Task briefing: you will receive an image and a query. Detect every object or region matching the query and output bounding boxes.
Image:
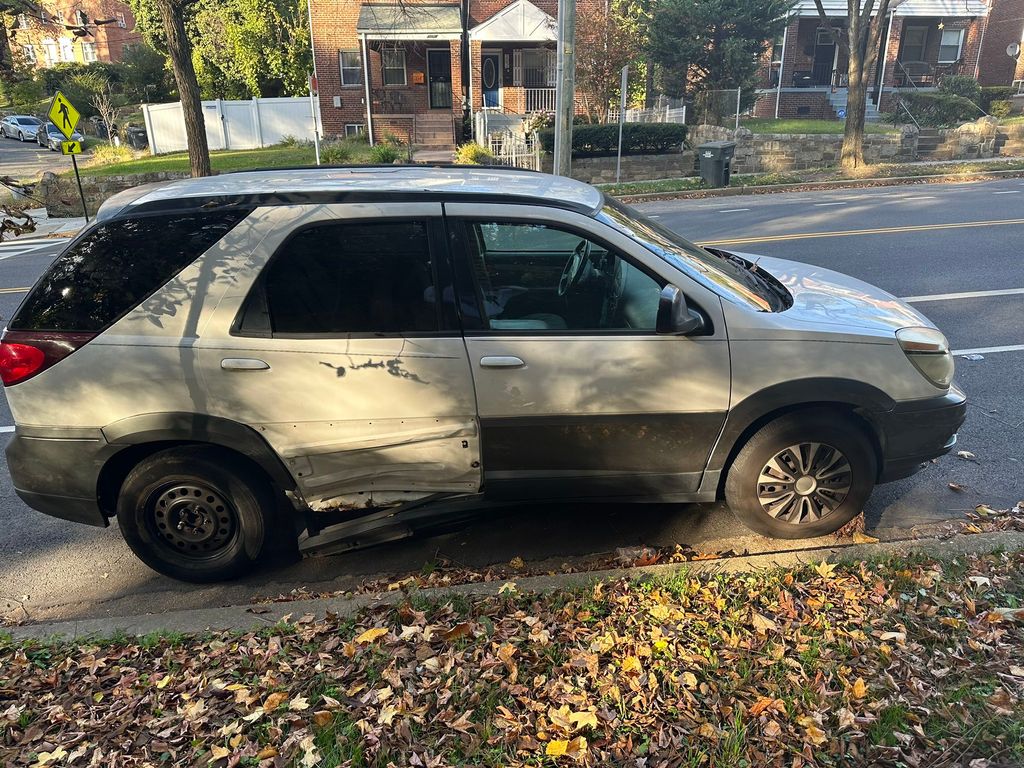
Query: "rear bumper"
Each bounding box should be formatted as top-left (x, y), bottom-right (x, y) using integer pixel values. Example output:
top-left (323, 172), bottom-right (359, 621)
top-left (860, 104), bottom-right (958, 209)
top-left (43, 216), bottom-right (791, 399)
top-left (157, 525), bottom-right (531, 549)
top-left (875, 386), bottom-right (967, 482)
top-left (6, 427), bottom-right (110, 527)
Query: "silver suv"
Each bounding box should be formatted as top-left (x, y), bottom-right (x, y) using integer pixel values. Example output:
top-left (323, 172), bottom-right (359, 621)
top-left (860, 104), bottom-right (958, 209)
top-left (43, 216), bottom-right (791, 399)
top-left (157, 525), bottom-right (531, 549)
top-left (0, 168), bottom-right (966, 581)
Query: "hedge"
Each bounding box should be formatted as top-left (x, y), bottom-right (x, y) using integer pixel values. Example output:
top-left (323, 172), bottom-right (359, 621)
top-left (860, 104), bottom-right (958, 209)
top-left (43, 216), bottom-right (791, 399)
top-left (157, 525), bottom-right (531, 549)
top-left (536, 122), bottom-right (687, 157)
top-left (896, 92), bottom-right (982, 127)
top-left (981, 86), bottom-right (1015, 112)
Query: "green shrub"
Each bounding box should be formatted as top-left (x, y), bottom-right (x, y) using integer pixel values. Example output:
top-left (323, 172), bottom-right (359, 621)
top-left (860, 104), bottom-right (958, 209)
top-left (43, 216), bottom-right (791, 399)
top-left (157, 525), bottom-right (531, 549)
top-left (536, 122), bottom-right (687, 157)
top-left (454, 142), bottom-right (495, 165)
top-left (86, 143), bottom-right (134, 166)
top-left (989, 100), bottom-right (1014, 119)
top-left (277, 134), bottom-right (311, 148)
top-left (898, 92), bottom-right (981, 127)
top-left (939, 74), bottom-right (981, 105)
top-left (980, 86), bottom-right (1014, 112)
top-left (320, 141), bottom-right (353, 164)
top-left (369, 142), bottom-right (401, 163)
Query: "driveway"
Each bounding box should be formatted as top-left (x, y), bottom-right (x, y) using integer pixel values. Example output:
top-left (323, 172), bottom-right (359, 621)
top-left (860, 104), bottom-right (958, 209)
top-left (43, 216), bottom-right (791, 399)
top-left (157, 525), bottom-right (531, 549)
top-left (0, 133), bottom-right (71, 179)
top-left (0, 177), bottom-right (1020, 625)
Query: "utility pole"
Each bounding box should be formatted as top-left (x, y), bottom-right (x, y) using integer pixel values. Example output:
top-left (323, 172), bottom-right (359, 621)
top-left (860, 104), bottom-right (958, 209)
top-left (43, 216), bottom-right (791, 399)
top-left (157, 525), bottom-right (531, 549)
top-left (553, 0), bottom-right (576, 177)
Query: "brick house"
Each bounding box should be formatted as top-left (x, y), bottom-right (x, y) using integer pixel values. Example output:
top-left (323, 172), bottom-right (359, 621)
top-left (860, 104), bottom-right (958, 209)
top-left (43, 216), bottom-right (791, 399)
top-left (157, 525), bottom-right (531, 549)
top-left (753, 0), bottom-right (990, 120)
top-left (12, 0), bottom-right (138, 68)
top-left (976, 0), bottom-right (1024, 86)
top-left (308, 0), bottom-right (598, 147)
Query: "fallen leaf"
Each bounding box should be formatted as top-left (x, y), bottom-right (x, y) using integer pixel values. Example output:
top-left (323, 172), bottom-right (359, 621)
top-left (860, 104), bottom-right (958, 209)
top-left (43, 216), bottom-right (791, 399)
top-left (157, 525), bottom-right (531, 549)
top-left (498, 582), bottom-right (518, 595)
top-left (289, 695), bottom-right (310, 711)
top-left (262, 692), bottom-right (288, 713)
top-left (546, 740), bottom-right (568, 757)
top-left (156, 674), bottom-right (172, 689)
top-left (313, 710), bottom-right (334, 727)
top-left (763, 720), bottom-right (782, 738)
top-left (569, 711), bottom-right (598, 731)
top-left (355, 627), bottom-right (389, 644)
top-left (948, 482), bottom-right (966, 492)
top-left (208, 745), bottom-right (230, 762)
top-left (814, 561), bottom-right (837, 580)
top-left (853, 532), bottom-right (879, 544)
top-left (752, 611), bottom-right (778, 633)
top-left (956, 450), bottom-right (977, 461)
top-left (620, 655), bottom-right (643, 675)
top-left (443, 622), bottom-right (474, 641)
top-left (849, 677), bottom-right (868, 700)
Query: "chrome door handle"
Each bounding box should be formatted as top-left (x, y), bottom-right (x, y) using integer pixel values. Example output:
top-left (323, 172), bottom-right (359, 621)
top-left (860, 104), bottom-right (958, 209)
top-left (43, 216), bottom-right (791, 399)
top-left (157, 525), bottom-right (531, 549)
top-left (221, 358), bottom-right (270, 371)
top-left (480, 356), bottom-right (525, 368)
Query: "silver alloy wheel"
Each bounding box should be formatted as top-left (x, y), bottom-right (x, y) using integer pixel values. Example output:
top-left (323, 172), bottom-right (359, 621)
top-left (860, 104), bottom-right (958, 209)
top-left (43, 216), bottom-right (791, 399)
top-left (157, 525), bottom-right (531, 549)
top-left (756, 442), bottom-right (852, 524)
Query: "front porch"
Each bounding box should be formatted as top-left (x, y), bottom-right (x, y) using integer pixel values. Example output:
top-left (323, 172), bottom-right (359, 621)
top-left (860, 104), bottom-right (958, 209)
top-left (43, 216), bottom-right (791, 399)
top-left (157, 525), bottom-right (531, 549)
top-left (756, 6), bottom-right (986, 120)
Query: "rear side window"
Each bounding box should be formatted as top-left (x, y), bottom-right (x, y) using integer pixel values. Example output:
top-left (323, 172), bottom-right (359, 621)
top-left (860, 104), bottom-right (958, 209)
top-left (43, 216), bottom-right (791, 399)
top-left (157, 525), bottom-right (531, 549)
top-left (247, 220), bottom-right (438, 335)
top-left (10, 210), bottom-right (251, 332)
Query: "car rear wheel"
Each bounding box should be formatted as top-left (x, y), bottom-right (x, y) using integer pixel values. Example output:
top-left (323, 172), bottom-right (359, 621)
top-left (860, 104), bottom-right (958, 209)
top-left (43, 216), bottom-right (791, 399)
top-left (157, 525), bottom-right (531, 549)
top-left (724, 410), bottom-right (877, 539)
top-left (117, 446), bottom-right (277, 582)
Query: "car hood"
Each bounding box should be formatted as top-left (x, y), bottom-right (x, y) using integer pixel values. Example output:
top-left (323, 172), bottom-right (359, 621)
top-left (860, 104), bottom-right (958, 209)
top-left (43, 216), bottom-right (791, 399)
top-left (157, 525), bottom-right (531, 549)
top-left (736, 251), bottom-right (936, 334)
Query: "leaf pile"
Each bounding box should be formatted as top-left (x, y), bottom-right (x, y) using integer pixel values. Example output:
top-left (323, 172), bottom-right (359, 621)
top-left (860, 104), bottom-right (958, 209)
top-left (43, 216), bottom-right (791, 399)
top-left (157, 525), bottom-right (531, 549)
top-left (4, 550), bottom-right (1024, 767)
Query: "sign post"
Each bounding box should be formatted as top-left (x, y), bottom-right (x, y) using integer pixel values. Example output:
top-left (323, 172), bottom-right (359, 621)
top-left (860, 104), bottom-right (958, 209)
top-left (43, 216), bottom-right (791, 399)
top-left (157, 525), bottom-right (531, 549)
top-left (48, 90), bottom-right (88, 222)
top-left (308, 73), bottom-right (321, 166)
top-left (615, 66), bottom-right (628, 184)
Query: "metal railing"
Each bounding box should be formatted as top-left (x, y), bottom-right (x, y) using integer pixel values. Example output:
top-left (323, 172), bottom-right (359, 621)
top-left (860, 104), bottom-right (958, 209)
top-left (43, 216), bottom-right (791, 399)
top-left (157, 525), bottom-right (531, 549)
top-left (524, 88), bottom-right (556, 113)
top-left (606, 105), bottom-right (687, 124)
top-left (486, 130), bottom-right (540, 170)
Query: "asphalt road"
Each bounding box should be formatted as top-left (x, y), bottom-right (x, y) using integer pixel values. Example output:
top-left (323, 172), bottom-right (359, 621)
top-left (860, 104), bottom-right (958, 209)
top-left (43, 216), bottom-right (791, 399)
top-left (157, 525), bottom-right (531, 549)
top-left (0, 177), bottom-right (1021, 624)
top-left (0, 132), bottom-right (71, 179)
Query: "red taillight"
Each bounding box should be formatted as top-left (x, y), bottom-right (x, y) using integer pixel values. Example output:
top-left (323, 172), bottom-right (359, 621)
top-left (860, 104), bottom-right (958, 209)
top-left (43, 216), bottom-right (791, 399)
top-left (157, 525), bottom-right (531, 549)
top-left (0, 330), bottom-right (96, 386)
top-left (0, 343), bottom-right (45, 385)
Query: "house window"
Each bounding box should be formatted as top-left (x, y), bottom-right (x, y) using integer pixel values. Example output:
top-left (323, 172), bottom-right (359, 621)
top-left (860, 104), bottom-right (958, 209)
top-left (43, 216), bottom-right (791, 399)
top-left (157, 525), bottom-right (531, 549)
top-left (340, 50), bottom-right (363, 86)
top-left (381, 49), bottom-right (406, 86)
top-left (520, 48), bottom-right (554, 87)
top-left (938, 28), bottom-right (964, 63)
top-left (38, 9), bottom-right (47, 21)
top-left (42, 39), bottom-right (59, 66)
top-left (901, 26), bottom-right (928, 61)
top-left (16, 13), bottom-right (28, 28)
top-left (771, 34), bottom-right (784, 65)
top-left (75, 10), bottom-right (88, 25)
top-left (116, 12), bottom-right (127, 28)
top-left (21, 45), bottom-right (36, 64)
top-left (55, 10), bottom-right (64, 24)
top-left (345, 123), bottom-right (365, 137)
top-left (82, 42), bottom-right (98, 62)
top-left (59, 37), bottom-right (74, 62)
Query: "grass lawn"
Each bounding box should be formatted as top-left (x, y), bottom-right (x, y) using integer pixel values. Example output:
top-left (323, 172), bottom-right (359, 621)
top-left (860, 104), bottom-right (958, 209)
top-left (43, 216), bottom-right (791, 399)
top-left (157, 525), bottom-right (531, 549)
top-left (740, 118), bottom-right (898, 134)
top-left (4, 540), bottom-right (1024, 766)
top-left (76, 144), bottom-right (321, 177)
top-left (999, 115), bottom-right (1024, 126)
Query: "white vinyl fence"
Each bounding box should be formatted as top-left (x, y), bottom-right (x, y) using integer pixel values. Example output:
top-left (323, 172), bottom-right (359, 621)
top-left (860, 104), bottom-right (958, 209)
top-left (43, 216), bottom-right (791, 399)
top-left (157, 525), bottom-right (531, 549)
top-left (486, 130), bottom-right (540, 170)
top-left (142, 97), bottom-right (322, 155)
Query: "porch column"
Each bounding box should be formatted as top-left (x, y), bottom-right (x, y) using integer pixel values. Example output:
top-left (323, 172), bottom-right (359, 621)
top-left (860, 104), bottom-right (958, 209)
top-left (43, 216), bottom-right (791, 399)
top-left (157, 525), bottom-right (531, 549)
top-left (775, 21), bottom-right (790, 118)
top-left (450, 38), bottom-right (464, 121)
top-left (361, 33), bottom-right (374, 145)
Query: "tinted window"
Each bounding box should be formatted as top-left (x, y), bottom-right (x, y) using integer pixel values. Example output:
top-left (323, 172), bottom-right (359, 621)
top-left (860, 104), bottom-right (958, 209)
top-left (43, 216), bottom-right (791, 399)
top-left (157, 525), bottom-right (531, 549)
top-left (17, 117), bottom-right (41, 125)
top-left (260, 221), bottom-right (437, 334)
top-left (10, 211), bottom-right (250, 332)
top-left (463, 221), bottom-right (662, 332)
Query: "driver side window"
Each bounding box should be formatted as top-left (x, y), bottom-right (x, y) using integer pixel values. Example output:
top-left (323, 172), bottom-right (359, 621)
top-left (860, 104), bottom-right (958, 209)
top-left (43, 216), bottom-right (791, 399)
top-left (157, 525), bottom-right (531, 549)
top-left (462, 221), bottom-right (662, 332)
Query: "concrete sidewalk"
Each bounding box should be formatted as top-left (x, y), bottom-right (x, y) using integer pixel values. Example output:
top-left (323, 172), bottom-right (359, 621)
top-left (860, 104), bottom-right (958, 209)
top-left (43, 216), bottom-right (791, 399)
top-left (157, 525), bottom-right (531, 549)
top-left (13, 209), bottom-right (85, 239)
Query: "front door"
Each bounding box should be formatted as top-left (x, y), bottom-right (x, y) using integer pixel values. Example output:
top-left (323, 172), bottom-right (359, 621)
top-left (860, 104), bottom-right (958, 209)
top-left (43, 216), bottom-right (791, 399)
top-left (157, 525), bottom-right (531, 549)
top-left (813, 27), bottom-right (838, 86)
top-left (427, 49), bottom-right (453, 109)
top-left (198, 203), bottom-right (481, 513)
top-left (482, 51), bottom-right (501, 108)
top-left (445, 203), bottom-right (731, 500)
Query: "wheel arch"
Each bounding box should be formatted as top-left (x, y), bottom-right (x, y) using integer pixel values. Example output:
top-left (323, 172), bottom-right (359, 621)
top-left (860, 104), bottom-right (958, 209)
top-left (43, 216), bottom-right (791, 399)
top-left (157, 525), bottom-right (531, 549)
top-left (97, 413), bottom-right (298, 517)
top-left (707, 378), bottom-right (892, 497)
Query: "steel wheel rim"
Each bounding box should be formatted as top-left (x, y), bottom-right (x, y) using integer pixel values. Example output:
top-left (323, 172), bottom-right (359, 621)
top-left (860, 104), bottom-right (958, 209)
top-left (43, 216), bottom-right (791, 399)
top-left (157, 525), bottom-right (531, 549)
top-left (756, 442), bottom-right (852, 524)
top-left (147, 483), bottom-right (238, 559)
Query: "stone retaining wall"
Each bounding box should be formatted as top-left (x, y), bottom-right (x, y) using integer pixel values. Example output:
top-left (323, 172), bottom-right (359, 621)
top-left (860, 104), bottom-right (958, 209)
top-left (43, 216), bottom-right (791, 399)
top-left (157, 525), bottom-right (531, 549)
top-left (37, 171), bottom-right (190, 217)
top-left (542, 151), bottom-right (696, 183)
top-left (689, 125), bottom-right (916, 173)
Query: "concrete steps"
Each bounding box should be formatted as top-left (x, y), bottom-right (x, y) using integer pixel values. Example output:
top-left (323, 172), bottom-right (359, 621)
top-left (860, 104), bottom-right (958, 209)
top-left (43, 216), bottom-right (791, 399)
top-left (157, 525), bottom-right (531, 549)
top-left (414, 114), bottom-right (454, 148)
top-left (916, 128), bottom-right (954, 160)
top-left (826, 89), bottom-right (882, 122)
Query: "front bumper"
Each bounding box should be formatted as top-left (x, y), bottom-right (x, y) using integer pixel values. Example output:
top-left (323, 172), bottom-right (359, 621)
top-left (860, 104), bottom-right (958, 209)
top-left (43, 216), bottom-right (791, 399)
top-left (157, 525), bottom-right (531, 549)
top-left (875, 385), bottom-right (967, 482)
top-left (6, 427), bottom-right (111, 527)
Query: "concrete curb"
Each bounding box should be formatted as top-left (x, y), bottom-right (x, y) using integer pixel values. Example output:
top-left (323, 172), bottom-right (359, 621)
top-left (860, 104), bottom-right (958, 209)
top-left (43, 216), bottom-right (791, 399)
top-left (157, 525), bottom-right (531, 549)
top-left (614, 168), bottom-right (1024, 203)
top-left (9, 529), bottom-right (1024, 641)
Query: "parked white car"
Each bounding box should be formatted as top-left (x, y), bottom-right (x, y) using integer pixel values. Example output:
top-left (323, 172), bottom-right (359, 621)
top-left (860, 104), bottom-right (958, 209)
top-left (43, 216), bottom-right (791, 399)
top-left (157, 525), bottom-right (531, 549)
top-left (0, 115), bottom-right (43, 141)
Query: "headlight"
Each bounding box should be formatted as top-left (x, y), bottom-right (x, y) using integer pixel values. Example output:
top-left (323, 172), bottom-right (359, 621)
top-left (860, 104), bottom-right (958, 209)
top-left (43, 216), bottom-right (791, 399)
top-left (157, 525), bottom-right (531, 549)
top-left (897, 327), bottom-right (954, 388)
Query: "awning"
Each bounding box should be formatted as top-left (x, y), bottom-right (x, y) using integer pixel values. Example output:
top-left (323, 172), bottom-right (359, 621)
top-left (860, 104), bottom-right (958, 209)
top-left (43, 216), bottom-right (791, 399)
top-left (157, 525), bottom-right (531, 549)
top-left (792, 0), bottom-right (987, 16)
top-left (356, 4), bottom-right (463, 40)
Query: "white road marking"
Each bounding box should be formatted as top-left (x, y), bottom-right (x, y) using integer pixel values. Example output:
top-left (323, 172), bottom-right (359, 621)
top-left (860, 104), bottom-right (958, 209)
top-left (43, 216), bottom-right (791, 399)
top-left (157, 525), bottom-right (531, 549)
top-left (901, 196), bottom-right (936, 201)
top-left (718, 208), bottom-right (750, 213)
top-left (813, 202), bottom-right (846, 207)
top-left (993, 190), bottom-right (1021, 195)
top-left (0, 426), bottom-right (13, 434)
top-left (954, 344), bottom-right (1024, 356)
top-left (902, 287), bottom-right (1024, 302)
top-left (0, 242), bottom-right (55, 261)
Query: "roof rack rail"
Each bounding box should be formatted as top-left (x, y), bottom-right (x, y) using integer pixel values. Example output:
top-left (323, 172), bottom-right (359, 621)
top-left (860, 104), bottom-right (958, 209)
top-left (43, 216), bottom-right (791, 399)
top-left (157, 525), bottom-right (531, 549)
top-left (222, 162), bottom-right (547, 175)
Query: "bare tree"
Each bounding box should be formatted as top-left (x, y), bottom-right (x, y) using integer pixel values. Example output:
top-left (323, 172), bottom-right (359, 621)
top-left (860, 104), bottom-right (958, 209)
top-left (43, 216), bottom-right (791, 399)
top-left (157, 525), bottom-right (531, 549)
top-left (576, 0), bottom-right (641, 122)
top-left (154, 0), bottom-right (210, 176)
top-left (813, 0), bottom-right (896, 169)
top-left (91, 83), bottom-right (127, 145)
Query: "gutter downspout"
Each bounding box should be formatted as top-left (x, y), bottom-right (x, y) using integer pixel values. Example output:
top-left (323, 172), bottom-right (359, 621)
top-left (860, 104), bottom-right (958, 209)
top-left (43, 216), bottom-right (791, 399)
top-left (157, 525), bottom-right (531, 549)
top-left (462, 0), bottom-right (470, 125)
top-left (361, 32), bottom-right (375, 145)
top-left (775, 22), bottom-right (788, 119)
top-left (973, 7), bottom-right (987, 81)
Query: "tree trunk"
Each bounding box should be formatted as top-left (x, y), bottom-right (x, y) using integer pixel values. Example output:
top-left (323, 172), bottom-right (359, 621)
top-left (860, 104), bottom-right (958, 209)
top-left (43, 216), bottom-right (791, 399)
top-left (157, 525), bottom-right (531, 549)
top-left (842, 67), bottom-right (866, 168)
top-left (0, 22), bottom-right (14, 79)
top-left (155, 0), bottom-right (211, 178)
top-left (644, 55), bottom-right (655, 108)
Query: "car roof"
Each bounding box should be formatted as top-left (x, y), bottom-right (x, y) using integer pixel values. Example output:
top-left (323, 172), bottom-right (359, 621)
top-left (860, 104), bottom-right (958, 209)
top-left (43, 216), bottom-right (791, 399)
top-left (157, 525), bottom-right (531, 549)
top-left (96, 166), bottom-right (606, 220)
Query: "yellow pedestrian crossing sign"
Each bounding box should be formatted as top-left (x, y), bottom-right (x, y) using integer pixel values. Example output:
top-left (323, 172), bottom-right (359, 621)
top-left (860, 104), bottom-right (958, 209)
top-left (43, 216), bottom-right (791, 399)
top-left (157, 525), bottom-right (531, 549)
top-left (47, 90), bottom-right (81, 140)
top-left (60, 140), bottom-right (82, 155)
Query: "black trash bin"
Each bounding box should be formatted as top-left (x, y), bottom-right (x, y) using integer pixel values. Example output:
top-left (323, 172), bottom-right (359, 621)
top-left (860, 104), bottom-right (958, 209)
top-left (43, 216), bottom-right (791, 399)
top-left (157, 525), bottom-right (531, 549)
top-left (125, 126), bottom-right (148, 150)
top-left (697, 140), bottom-right (736, 188)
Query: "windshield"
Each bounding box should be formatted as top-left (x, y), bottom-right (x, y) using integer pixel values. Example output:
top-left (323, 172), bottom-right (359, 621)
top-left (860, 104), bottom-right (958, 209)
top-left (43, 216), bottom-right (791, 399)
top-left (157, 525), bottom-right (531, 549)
top-left (18, 117), bottom-right (41, 125)
top-left (597, 195), bottom-right (784, 311)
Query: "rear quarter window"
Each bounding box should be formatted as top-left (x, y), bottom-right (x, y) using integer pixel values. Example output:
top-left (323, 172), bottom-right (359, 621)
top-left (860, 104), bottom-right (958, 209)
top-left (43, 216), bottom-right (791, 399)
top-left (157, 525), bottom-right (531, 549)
top-left (9, 210), bottom-right (251, 333)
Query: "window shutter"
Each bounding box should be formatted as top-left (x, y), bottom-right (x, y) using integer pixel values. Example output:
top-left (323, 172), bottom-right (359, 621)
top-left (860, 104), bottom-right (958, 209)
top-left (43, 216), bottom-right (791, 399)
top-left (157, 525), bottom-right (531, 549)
top-left (513, 49), bottom-right (522, 86)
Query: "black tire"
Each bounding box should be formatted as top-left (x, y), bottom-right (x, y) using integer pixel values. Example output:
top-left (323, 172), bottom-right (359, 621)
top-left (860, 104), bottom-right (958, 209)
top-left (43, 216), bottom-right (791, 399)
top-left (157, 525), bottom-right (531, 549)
top-left (116, 446), bottom-right (277, 582)
top-left (17, 132), bottom-right (24, 141)
top-left (724, 409), bottom-right (877, 539)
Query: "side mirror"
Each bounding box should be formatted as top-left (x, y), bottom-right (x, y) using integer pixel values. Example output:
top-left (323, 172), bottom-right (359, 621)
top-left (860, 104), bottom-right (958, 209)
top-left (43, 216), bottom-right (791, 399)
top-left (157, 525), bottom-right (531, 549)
top-left (656, 285), bottom-right (704, 335)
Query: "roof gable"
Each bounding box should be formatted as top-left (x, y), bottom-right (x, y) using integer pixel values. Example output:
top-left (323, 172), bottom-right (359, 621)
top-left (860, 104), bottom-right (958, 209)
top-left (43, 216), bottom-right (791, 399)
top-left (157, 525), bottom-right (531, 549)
top-left (470, 0), bottom-right (556, 41)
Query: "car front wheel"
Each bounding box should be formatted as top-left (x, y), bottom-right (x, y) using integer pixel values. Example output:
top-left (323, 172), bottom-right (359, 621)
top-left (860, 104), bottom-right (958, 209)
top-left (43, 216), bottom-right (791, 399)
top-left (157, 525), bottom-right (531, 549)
top-left (117, 446), bottom-right (278, 582)
top-left (724, 410), bottom-right (877, 539)
top-left (17, 132), bottom-right (24, 141)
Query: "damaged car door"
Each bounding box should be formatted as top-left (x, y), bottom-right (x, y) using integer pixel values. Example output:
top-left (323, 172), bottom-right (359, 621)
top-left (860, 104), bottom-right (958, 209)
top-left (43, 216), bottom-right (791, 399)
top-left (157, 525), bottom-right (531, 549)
top-left (199, 203), bottom-right (482, 513)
